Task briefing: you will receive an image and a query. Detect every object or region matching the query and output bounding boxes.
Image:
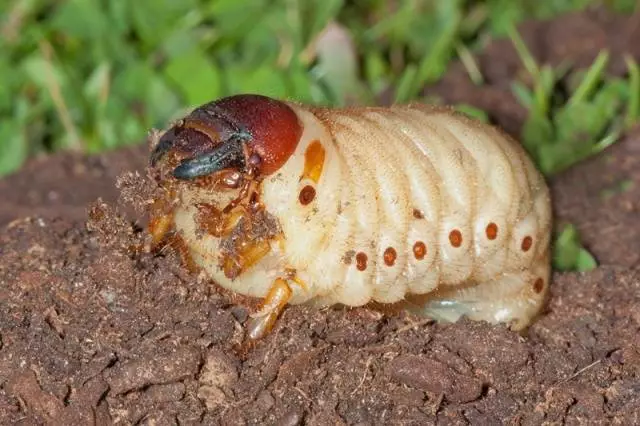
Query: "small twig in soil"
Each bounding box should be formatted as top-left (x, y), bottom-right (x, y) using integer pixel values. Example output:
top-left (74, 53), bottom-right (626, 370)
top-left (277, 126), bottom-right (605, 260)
top-left (395, 318), bottom-right (434, 334)
top-left (558, 359), bottom-right (602, 385)
top-left (293, 386), bottom-right (313, 404)
top-left (350, 356), bottom-right (373, 396)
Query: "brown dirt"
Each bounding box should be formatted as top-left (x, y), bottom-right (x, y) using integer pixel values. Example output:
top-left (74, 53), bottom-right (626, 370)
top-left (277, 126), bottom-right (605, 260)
top-left (0, 145), bottom-right (148, 228)
top-left (1, 8), bottom-right (640, 425)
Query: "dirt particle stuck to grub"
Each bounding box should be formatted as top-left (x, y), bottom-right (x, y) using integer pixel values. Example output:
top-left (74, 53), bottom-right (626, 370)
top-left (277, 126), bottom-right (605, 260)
top-left (218, 209), bottom-right (282, 259)
top-left (342, 250), bottom-right (356, 265)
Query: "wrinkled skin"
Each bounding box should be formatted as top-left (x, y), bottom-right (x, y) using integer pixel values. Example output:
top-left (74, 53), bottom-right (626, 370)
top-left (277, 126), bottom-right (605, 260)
top-left (149, 94), bottom-right (552, 341)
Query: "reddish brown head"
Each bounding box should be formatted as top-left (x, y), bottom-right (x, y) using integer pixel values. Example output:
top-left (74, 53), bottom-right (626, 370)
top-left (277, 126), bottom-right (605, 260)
top-left (151, 94), bottom-right (302, 179)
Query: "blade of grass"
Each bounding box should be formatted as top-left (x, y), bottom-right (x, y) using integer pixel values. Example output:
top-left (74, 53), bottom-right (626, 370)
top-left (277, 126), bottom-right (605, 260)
top-left (455, 41), bottom-right (483, 85)
top-left (511, 81), bottom-right (533, 108)
top-left (624, 54), bottom-right (640, 128)
top-left (534, 65), bottom-right (555, 116)
top-left (305, 0), bottom-right (344, 45)
top-left (411, 12), bottom-right (462, 96)
top-left (507, 24), bottom-right (555, 116)
top-left (568, 50), bottom-right (609, 106)
top-left (459, 3), bottom-right (487, 37)
top-left (575, 248), bottom-right (598, 271)
top-left (1, 0), bottom-right (36, 43)
top-left (591, 126), bottom-right (621, 155)
top-left (455, 103), bottom-right (489, 122)
top-left (507, 24), bottom-right (540, 79)
top-left (553, 223), bottom-right (598, 272)
top-left (39, 41), bottom-right (82, 151)
top-left (394, 64), bottom-right (417, 104)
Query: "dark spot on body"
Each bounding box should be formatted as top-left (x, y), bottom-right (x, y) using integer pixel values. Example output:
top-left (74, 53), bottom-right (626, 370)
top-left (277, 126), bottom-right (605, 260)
top-left (356, 252), bottom-right (368, 271)
top-left (384, 247), bottom-right (397, 266)
top-left (299, 185), bottom-right (316, 205)
top-left (521, 236), bottom-right (533, 252)
top-left (413, 208), bottom-right (424, 219)
top-left (449, 230), bottom-right (462, 247)
top-left (486, 222), bottom-right (498, 240)
top-left (413, 242), bottom-right (426, 260)
top-left (533, 278), bottom-right (544, 294)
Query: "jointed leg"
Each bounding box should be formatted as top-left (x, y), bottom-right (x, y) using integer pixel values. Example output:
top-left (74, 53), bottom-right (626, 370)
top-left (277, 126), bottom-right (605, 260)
top-left (246, 278), bottom-right (292, 340)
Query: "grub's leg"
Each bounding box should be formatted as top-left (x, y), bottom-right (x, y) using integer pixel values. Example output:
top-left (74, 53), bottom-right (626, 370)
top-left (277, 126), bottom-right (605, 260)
top-left (148, 213), bottom-right (174, 251)
top-left (246, 278), bottom-right (292, 340)
top-left (407, 254), bottom-right (551, 331)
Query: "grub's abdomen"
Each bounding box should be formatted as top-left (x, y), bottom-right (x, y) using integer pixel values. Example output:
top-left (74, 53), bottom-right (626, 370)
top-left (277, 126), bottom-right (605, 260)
top-left (307, 105), bottom-right (552, 305)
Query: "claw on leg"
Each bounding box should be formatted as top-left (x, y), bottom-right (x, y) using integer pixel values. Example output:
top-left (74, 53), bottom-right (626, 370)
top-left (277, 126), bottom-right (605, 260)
top-left (148, 213), bottom-right (174, 251)
top-left (246, 278), bottom-right (292, 341)
top-left (147, 194), bottom-right (177, 252)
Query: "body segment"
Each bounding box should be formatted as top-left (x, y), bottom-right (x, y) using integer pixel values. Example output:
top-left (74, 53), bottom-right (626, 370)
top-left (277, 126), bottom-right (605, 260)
top-left (150, 94), bottom-right (552, 338)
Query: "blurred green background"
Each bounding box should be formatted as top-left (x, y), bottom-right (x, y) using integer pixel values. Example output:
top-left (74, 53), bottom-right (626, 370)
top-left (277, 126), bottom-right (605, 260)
top-left (0, 0), bottom-right (636, 177)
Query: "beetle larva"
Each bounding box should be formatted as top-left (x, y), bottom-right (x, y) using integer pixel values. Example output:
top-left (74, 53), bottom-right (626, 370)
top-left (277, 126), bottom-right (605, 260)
top-left (149, 94), bottom-right (552, 340)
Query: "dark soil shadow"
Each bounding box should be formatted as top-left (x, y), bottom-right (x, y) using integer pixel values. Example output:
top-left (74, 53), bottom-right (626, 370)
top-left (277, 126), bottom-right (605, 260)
top-left (1, 8), bottom-right (639, 425)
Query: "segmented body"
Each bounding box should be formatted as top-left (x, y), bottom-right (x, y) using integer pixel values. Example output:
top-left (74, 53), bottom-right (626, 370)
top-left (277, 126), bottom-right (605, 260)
top-left (153, 95), bottom-right (552, 332)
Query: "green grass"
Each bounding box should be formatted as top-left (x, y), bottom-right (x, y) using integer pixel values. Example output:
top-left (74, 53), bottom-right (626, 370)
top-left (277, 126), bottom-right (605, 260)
top-left (553, 224), bottom-right (598, 272)
top-left (1, 0), bottom-right (638, 271)
top-left (509, 30), bottom-right (638, 176)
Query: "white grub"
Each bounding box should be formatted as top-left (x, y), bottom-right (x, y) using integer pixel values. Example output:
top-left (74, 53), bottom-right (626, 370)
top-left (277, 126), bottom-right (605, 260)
top-left (157, 97), bottom-right (552, 334)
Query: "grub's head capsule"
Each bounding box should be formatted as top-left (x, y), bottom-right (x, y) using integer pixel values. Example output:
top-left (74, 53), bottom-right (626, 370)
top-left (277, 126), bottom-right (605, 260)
top-left (150, 94), bottom-right (303, 181)
top-left (147, 94), bottom-right (305, 285)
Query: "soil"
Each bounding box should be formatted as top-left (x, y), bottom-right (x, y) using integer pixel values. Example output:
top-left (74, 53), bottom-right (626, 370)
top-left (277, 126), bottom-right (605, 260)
top-left (1, 8), bottom-right (639, 426)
